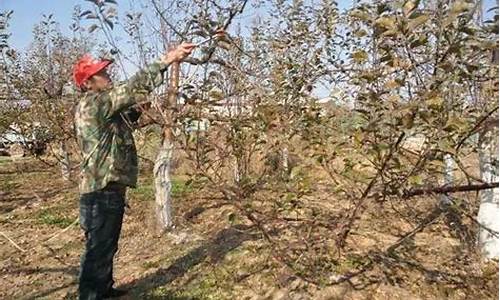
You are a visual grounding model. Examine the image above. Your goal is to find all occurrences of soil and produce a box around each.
[0,156,497,299]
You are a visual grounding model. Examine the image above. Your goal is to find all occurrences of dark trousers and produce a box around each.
[79,184,126,300]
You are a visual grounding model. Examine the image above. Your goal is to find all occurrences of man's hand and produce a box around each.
[163,43,196,65]
[213,28,225,38]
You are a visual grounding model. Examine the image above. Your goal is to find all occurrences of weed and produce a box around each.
[37,209,75,228]
[129,177,193,201]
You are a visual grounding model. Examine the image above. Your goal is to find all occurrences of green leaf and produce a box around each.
[401,113,414,129]
[408,175,424,185]
[290,166,303,180]
[85,13,98,19]
[380,53,393,63]
[444,116,468,132]
[353,29,367,37]
[360,71,377,82]
[79,10,93,18]
[88,24,99,33]
[350,9,371,21]
[438,139,456,155]
[228,212,236,224]
[377,3,391,14]
[409,35,428,48]
[459,26,476,35]
[407,14,429,31]
[104,18,114,29]
[409,11,424,19]
[425,96,443,110]
[377,143,390,150]
[384,79,401,89]
[451,1,473,14]
[352,50,368,63]
[403,0,420,17]
[375,16,397,30]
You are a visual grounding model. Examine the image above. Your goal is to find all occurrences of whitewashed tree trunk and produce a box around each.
[154,43,179,234]
[440,153,454,205]
[477,130,499,259]
[282,147,289,178]
[59,142,70,181]
[154,139,174,232]
[233,158,241,183]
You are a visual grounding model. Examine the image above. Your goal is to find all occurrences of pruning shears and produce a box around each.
[193,29,226,47]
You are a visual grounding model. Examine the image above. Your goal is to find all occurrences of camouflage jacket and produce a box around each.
[75,60,168,194]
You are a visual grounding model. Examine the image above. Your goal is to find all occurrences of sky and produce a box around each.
[0,0,358,50]
[0,0,354,98]
[1,0,497,51]
[1,0,79,50]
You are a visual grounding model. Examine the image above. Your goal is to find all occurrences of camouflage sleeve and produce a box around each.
[101,59,168,118]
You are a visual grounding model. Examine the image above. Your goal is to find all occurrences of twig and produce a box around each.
[0,231,26,252]
[455,105,499,151]
[150,0,186,40]
[338,132,406,247]
[183,0,249,66]
[386,207,442,254]
[44,218,79,244]
[32,191,43,202]
[448,196,500,238]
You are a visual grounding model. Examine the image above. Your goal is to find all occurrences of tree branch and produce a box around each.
[404,182,499,198]
[455,105,499,151]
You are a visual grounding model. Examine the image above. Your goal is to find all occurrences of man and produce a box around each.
[73,43,195,299]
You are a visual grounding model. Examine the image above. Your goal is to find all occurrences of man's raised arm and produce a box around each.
[104,43,196,117]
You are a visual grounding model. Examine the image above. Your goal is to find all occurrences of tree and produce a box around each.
[476,16,499,258]
[80,0,251,234]
[44,0,498,283]
[0,10,21,136]
[6,12,91,178]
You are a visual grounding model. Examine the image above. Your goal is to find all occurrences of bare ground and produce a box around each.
[0,157,497,299]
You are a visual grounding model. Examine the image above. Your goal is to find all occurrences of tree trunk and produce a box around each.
[154,49,180,234]
[154,138,174,232]
[233,157,241,183]
[477,130,499,259]
[440,153,453,205]
[282,147,289,178]
[59,142,70,181]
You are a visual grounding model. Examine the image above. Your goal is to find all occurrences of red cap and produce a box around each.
[73,54,112,88]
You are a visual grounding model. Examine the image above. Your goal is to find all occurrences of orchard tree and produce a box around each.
[8,12,91,179]
[306,0,499,263]
[80,0,250,233]
[0,10,21,137]
[71,0,497,285]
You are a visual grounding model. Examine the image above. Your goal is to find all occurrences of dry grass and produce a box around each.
[0,156,497,299]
